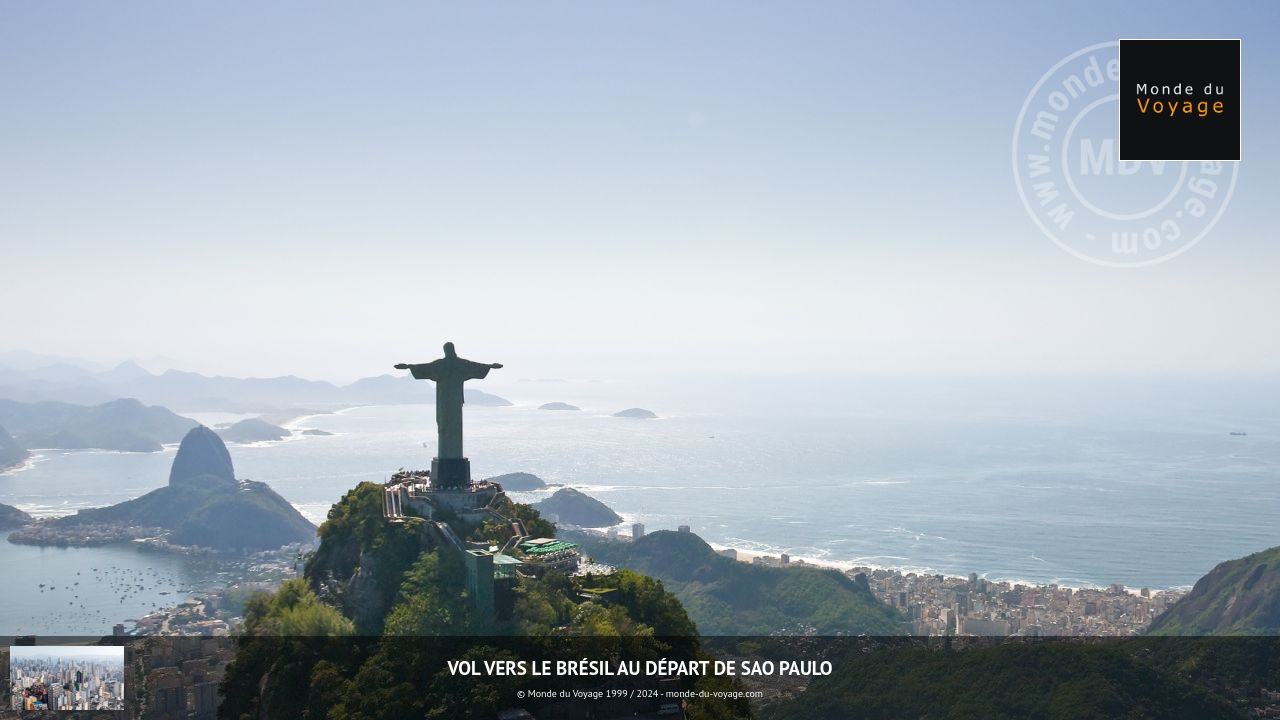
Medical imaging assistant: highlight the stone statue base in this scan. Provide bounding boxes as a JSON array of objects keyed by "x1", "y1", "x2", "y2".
[{"x1": 431, "y1": 457, "x2": 471, "y2": 489}]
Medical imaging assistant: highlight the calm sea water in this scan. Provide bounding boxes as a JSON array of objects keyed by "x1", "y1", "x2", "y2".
[
  {"x1": 1, "y1": 374, "x2": 1277, "y2": 633},
  {"x1": 0, "y1": 530, "x2": 233, "y2": 636}
]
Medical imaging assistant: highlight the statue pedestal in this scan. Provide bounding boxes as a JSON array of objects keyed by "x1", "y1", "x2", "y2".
[{"x1": 431, "y1": 457, "x2": 471, "y2": 489}]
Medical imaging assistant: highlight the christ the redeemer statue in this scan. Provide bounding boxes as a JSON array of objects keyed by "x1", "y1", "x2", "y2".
[{"x1": 395, "y1": 342, "x2": 502, "y2": 488}]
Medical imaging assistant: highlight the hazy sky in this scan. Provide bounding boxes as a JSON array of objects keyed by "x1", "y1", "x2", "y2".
[{"x1": 2, "y1": 2, "x2": 1277, "y2": 382}]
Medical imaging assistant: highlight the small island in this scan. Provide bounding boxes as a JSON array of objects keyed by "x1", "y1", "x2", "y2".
[
  {"x1": 487, "y1": 471, "x2": 547, "y2": 491},
  {"x1": 216, "y1": 418, "x2": 291, "y2": 443},
  {"x1": 613, "y1": 407, "x2": 658, "y2": 419},
  {"x1": 534, "y1": 488, "x2": 622, "y2": 528},
  {"x1": 300, "y1": 428, "x2": 334, "y2": 436},
  {"x1": 538, "y1": 402, "x2": 581, "y2": 411}
]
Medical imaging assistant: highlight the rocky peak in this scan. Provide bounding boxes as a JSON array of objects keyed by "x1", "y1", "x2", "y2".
[{"x1": 168, "y1": 425, "x2": 236, "y2": 488}]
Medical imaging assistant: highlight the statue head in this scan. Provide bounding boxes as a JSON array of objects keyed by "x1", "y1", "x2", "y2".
[{"x1": 443, "y1": 342, "x2": 457, "y2": 358}]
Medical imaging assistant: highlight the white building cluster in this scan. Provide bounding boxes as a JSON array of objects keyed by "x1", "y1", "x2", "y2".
[{"x1": 860, "y1": 568, "x2": 1185, "y2": 636}]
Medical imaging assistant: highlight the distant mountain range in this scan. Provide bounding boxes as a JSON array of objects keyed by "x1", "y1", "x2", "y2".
[
  {"x1": 0, "y1": 398, "x2": 197, "y2": 452},
  {"x1": 0, "y1": 353, "x2": 513, "y2": 453},
  {"x1": 0, "y1": 353, "x2": 511, "y2": 412}
]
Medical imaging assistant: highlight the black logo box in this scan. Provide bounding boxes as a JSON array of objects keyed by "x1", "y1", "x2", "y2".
[{"x1": 1119, "y1": 39, "x2": 1240, "y2": 161}]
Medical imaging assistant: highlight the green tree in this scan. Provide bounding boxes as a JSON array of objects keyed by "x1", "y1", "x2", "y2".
[
  {"x1": 383, "y1": 549, "x2": 477, "y2": 636},
  {"x1": 243, "y1": 579, "x2": 354, "y2": 637}
]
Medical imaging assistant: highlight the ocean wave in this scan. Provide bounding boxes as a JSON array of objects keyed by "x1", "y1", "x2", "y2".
[
  {"x1": 1014, "y1": 483, "x2": 1119, "y2": 493},
  {"x1": 880, "y1": 527, "x2": 948, "y2": 542},
  {"x1": 558, "y1": 483, "x2": 747, "y2": 494},
  {"x1": 280, "y1": 413, "x2": 330, "y2": 430},
  {"x1": 13, "y1": 501, "x2": 97, "y2": 519},
  {"x1": 23, "y1": 447, "x2": 171, "y2": 456}
]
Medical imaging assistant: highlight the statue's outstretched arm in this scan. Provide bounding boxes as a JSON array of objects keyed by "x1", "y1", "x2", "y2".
[
  {"x1": 490, "y1": 363, "x2": 503, "y2": 369},
  {"x1": 394, "y1": 363, "x2": 411, "y2": 370}
]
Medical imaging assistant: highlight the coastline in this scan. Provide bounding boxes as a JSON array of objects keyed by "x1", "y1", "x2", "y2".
[
  {"x1": 702, "y1": 539, "x2": 1189, "y2": 597},
  {"x1": 0, "y1": 452, "x2": 40, "y2": 476},
  {"x1": 269, "y1": 403, "x2": 381, "y2": 429},
  {"x1": 571, "y1": 524, "x2": 1186, "y2": 635},
  {"x1": 268, "y1": 408, "x2": 338, "y2": 431},
  {"x1": 568, "y1": 524, "x2": 1188, "y2": 636},
  {"x1": 596, "y1": 516, "x2": 1194, "y2": 596}
]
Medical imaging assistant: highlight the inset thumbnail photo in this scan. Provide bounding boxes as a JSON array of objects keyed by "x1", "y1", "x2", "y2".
[{"x1": 8, "y1": 646, "x2": 124, "y2": 712}]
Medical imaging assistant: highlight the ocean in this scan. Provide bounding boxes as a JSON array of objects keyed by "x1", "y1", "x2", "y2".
[{"x1": 1, "y1": 373, "x2": 1277, "y2": 635}]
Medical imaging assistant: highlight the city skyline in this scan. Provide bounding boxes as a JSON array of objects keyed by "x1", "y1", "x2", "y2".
[{"x1": 9, "y1": 645, "x2": 125, "y2": 712}]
